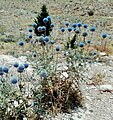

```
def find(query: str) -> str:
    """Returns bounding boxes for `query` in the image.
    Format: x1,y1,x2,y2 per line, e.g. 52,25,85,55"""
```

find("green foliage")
34,4,52,36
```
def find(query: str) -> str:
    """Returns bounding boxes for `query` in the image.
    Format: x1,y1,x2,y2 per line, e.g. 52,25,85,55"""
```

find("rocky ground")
0,0,113,42
0,54,113,120
0,0,113,120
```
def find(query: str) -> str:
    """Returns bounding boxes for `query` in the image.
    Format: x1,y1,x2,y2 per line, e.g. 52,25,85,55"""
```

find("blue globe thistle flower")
17,64,25,73
83,24,88,28
75,29,80,34
51,40,55,44
93,51,97,55
79,42,85,47
33,52,37,57
90,26,96,32
74,28,76,31
13,62,19,68
43,18,48,24
82,32,88,37
102,33,107,38
10,76,18,84
50,23,54,28
41,26,46,31
32,23,37,27
24,63,29,68
39,69,48,78
72,23,77,28
87,40,91,44
18,41,24,46
39,36,44,43
68,27,72,32
2,66,9,73
30,40,34,44
77,22,82,27
47,16,51,21
0,66,4,76
44,36,50,42
37,26,42,32
56,45,61,51
28,34,32,39
65,22,69,27
61,28,65,32
28,28,33,32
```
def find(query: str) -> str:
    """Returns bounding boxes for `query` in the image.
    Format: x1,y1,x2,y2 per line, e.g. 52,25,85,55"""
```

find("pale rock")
99,52,106,56
14,101,19,107
99,85,113,91
57,63,68,71
23,117,27,120
19,100,23,104
86,96,91,101
18,56,27,62
7,107,11,112
62,72,68,78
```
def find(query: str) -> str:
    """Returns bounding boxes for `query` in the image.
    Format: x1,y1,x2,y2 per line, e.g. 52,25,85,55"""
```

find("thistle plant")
0,12,111,120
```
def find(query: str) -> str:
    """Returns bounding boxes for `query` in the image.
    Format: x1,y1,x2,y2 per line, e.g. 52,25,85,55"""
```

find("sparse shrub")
34,4,52,36
0,8,111,120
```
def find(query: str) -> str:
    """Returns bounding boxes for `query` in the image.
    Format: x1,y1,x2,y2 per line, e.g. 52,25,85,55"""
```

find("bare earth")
0,0,113,120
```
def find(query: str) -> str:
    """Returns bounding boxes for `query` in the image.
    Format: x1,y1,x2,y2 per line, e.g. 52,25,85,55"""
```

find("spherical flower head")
30,40,34,44
37,26,42,32
102,33,107,38
72,23,77,28
0,66,4,76
10,76,18,84
75,29,80,34
2,66,9,73
79,42,85,47
83,24,88,28
44,36,50,43
18,41,24,46
68,27,72,32
51,40,55,44
47,16,51,21
82,32,88,37
17,64,25,73
74,28,76,31
56,45,61,51
50,23,54,28
90,26,96,32
43,18,48,24
28,28,33,32
13,62,19,68
77,22,82,27
32,23,37,27
28,34,32,39
61,28,65,32
93,51,97,55
33,52,37,57
39,36,44,43
65,22,69,27
41,26,46,31
39,69,48,78
24,63,29,68
87,40,91,44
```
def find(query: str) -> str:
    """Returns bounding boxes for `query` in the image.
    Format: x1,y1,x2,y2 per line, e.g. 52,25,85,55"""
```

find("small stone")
62,72,69,78
86,96,91,101
99,52,106,56
99,85,113,91
89,109,93,113
14,101,19,107
23,117,27,120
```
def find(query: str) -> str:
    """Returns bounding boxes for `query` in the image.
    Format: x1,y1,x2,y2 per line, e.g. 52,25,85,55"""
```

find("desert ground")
0,0,113,120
